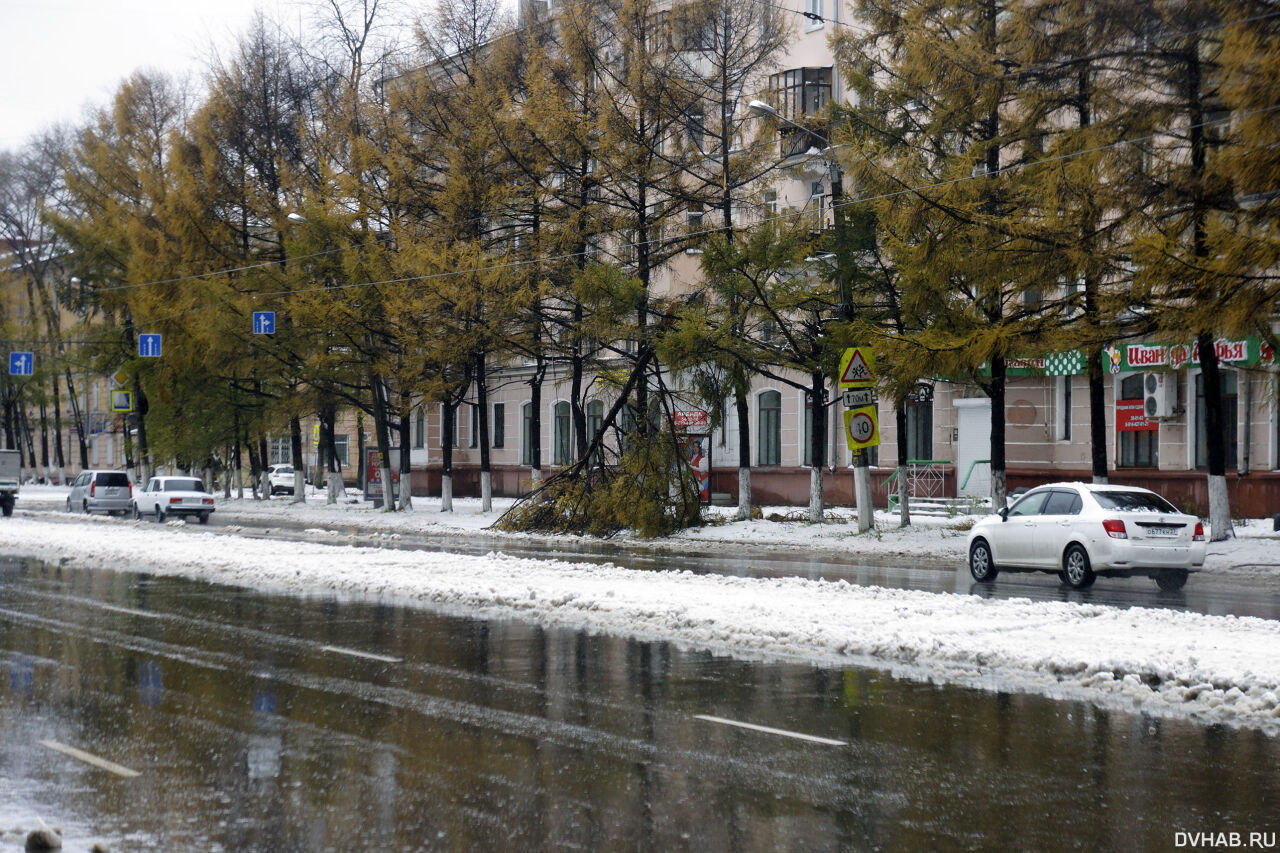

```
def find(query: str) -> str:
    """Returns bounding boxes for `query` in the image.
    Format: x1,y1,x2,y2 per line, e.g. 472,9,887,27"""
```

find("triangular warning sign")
840,349,873,384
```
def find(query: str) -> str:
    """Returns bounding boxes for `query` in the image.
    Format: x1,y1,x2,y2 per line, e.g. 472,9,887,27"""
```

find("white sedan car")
966,483,1205,591
133,476,216,524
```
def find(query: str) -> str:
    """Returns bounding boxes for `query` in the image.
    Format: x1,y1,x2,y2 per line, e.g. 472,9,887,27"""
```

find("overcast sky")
1,0,296,150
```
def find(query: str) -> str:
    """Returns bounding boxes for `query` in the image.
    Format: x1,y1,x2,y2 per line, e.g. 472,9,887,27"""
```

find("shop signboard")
1102,337,1275,374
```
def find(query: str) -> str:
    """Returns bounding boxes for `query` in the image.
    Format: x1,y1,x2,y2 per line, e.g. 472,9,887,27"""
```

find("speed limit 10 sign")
843,407,880,451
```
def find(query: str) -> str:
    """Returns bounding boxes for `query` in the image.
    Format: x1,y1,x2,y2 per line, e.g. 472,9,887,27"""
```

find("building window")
806,0,823,26
687,201,704,229
554,401,572,465
586,399,603,445
808,181,826,230
269,438,290,465
759,390,781,466
414,407,426,449
769,67,832,120
761,189,778,216
521,402,536,466
768,67,832,157
802,389,826,466
1056,376,1072,441
1119,374,1157,468
332,434,349,469
470,403,479,448
1195,370,1238,469
493,403,505,448
906,398,933,461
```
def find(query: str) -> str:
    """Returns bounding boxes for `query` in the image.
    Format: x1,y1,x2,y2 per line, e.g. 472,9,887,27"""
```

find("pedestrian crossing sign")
838,347,876,387
110,390,134,413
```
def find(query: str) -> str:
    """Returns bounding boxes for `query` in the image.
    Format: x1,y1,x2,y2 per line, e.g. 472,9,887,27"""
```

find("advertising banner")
363,448,401,503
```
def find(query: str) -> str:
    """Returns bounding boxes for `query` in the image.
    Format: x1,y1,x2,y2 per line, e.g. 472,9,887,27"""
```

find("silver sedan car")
66,470,133,516
966,482,1205,591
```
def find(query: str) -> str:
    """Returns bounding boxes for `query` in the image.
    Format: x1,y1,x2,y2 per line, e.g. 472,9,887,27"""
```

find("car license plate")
1148,526,1178,537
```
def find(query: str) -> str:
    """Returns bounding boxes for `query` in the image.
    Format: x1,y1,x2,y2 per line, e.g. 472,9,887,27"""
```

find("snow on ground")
13,483,1278,574
3,498,1280,731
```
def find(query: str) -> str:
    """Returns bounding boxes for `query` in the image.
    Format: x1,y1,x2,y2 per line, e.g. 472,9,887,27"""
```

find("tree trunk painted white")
991,469,1007,513
259,471,271,501
854,462,873,533
1091,474,1108,484
441,474,453,512
481,471,492,513
399,471,413,510
1208,473,1233,541
327,472,343,505
737,467,751,521
897,466,911,527
54,466,65,488
126,465,137,489
530,468,541,487
379,466,394,511
235,462,244,500
808,466,823,523
291,471,306,504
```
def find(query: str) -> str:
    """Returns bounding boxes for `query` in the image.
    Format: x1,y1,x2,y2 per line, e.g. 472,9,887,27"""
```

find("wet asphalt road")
2,548,1279,852
5,506,1280,851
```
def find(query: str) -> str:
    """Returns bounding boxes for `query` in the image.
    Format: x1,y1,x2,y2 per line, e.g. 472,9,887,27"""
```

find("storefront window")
1118,374,1157,468
1195,370,1238,469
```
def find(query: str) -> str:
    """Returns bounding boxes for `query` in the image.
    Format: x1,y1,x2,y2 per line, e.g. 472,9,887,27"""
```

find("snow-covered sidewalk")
3,497,1280,732
13,484,1279,576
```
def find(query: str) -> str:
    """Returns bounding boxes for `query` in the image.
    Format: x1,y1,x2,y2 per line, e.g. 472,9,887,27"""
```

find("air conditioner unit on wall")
1144,372,1177,419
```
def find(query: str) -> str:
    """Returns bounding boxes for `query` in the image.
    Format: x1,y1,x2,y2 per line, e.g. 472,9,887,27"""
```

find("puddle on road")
2,555,1278,852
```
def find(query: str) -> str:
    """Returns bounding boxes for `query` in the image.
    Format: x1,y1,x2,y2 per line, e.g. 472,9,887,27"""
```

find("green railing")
960,459,991,492
884,459,954,509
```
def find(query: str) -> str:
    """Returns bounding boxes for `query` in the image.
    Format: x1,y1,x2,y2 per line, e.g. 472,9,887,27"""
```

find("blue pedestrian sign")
8,352,34,376
139,334,162,358
253,311,276,335
110,390,134,413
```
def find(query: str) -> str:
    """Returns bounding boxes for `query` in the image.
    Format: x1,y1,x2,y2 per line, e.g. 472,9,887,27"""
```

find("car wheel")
66,498,72,513
198,512,210,525
154,506,164,523
1062,544,1096,589
133,504,142,520
82,500,91,515
969,539,999,582
1156,570,1188,592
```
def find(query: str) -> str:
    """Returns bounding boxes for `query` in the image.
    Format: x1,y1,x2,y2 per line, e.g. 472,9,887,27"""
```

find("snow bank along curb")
3,519,1279,732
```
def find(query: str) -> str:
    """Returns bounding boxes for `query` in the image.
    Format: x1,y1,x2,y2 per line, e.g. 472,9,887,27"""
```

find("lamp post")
749,100,873,531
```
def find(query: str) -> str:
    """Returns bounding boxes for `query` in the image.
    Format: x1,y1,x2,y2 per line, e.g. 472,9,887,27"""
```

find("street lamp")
286,212,308,224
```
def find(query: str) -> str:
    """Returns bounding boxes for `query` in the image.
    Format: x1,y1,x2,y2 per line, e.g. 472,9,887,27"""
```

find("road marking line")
694,715,846,746
320,645,402,664
39,740,141,778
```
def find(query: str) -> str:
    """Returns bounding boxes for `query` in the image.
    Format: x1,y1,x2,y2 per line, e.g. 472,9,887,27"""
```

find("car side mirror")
999,507,1009,521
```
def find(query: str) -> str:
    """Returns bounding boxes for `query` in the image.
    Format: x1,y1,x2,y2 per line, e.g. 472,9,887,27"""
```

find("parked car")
0,448,19,517
133,476,215,523
268,464,296,496
66,470,133,516
966,482,1205,591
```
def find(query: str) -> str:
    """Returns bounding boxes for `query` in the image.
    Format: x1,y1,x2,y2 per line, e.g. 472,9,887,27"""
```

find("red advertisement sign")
673,410,709,428
1116,399,1158,432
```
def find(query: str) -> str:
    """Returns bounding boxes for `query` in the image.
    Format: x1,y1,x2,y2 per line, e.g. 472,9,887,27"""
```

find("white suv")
268,464,296,495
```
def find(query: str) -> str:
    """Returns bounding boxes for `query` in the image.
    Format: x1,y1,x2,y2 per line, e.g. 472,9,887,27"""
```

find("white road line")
694,715,846,746
320,645,402,664
39,740,141,778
